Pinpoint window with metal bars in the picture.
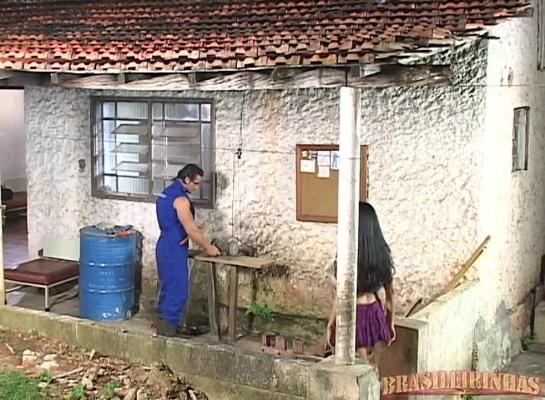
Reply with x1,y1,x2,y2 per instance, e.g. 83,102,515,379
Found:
91,97,215,207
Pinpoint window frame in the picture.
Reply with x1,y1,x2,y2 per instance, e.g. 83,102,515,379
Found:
539,0,545,70
512,106,530,172
90,96,216,208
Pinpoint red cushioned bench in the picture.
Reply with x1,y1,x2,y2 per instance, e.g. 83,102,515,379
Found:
4,258,79,311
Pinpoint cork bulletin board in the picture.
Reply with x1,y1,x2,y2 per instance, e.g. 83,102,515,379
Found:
296,144,368,223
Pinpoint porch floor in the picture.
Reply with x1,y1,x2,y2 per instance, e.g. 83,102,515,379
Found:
2,214,266,354
2,213,29,268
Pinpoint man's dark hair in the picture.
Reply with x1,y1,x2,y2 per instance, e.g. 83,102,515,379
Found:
176,164,204,183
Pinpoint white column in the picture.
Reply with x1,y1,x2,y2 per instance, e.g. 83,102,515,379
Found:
0,167,5,307
335,87,360,365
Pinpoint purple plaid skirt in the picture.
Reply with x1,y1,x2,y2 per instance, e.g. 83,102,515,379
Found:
331,301,391,349
355,301,392,348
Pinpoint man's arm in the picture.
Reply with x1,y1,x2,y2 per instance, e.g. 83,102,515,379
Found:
174,196,220,256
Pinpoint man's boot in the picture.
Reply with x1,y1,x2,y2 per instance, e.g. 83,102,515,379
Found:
156,319,177,337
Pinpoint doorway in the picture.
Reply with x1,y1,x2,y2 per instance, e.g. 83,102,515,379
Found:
0,89,28,304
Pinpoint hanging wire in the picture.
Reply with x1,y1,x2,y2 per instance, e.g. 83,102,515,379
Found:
232,91,246,238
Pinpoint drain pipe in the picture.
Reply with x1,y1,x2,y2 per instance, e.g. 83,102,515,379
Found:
335,87,360,365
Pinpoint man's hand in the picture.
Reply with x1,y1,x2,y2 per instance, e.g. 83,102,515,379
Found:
206,243,221,257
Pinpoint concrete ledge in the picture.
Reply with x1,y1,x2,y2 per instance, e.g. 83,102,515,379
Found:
308,358,380,400
0,306,309,400
413,281,479,371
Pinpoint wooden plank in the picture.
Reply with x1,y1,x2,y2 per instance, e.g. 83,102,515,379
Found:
190,251,274,270
405,298,423,318
439,235,490,295
206,262,221,340
0,65,451,90
348,64,451,87
0,71,14,80
411,236,491,316
228,268,239,343
60,68,347,90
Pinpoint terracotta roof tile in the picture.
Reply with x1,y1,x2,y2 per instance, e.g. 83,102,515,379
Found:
0,0,532,72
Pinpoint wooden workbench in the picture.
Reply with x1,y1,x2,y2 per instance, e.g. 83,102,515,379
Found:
189,250,275,343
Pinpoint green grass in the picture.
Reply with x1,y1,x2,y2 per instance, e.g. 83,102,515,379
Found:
38,370,53,385
246,301,273,320
69,384,85,400
521,334,536,351
104,380,119,399
0,370,43,400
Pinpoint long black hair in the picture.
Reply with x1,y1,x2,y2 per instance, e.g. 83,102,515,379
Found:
357,202,394,293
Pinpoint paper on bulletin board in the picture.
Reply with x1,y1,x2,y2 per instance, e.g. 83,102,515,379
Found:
317,151,330,166
300,158,316,173
317,165,330,178
331,151,340,170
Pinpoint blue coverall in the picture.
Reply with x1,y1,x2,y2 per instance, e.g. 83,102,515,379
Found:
155,180,194,327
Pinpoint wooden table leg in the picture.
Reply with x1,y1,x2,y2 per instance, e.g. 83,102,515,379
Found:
206,262,221,340
228,268,239,343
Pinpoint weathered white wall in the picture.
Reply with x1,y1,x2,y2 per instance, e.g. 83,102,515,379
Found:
0,89,25,191
361,41,486,309
414,5,545,373
24,42,486,318
473,2,545,369
413,282,480,371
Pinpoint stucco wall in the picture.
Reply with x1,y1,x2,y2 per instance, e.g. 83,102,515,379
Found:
473,2,545,369
24,42,486,319
361,41,486,308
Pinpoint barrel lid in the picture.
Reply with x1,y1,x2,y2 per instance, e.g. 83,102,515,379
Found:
80,224,136,238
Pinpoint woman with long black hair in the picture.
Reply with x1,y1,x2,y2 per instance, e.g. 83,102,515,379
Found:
326,202,396,362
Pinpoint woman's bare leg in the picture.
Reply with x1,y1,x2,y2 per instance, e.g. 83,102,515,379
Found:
356,347,369,361
369,343,383,363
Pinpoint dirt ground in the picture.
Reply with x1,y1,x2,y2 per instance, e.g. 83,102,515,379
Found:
0,326,208,400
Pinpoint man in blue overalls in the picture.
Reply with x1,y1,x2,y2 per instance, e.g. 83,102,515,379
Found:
155,164,221,336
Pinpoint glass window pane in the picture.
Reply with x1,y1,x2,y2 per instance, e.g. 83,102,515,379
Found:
189,186,202,201
182,103,200,121
162,123,201,141
165,103,200,121
201,182,210,200
102,120,116,173
103,102,115,118
117,176,148,195
102,175,117,193
201,124,211,173
165,103,183,120
152,103,163,120
201,104,211,121
152,177,166,195
117,102,148,119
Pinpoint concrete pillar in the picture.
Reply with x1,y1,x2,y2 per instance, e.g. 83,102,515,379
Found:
0,167,5,307
308,358,380,400
335,87,360,365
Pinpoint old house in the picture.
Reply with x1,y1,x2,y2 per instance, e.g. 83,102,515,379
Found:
0,0,543,395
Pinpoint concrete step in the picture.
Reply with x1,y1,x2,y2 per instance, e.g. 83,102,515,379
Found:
534,301,545,344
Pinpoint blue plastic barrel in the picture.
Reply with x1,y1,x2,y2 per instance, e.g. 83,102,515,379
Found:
79,225,137,321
